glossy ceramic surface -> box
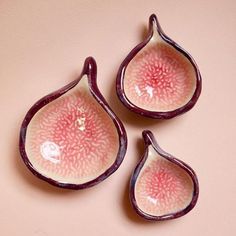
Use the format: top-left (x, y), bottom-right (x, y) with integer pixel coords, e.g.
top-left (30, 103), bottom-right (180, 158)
top-left (1, 1), bottom-right (234, 235)
top-left (117, 14), bottom-right (202, 119)
top-left (19, 57), bottom-right (127, 189)
top-left (130, 130), bottom-right (199, 220)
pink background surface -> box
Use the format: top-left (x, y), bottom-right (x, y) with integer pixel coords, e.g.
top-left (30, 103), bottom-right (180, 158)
top-left (0, 0), bottom-right (235, 235)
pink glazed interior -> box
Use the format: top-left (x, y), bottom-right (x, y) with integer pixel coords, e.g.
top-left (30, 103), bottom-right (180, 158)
top-left (25, 77), bottom-right (119, 184)
top-left (135, 149), bottom-right (194, 216)
top-left (124, 43), bottom-right (196, 112)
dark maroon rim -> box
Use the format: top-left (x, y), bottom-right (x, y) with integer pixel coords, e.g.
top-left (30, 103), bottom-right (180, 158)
top-left (116, 14), bottom-right (202, 119)
top-left (130, 130), bottom-right (199, 221)
top-left (19, 57), bottom-right (127, 190)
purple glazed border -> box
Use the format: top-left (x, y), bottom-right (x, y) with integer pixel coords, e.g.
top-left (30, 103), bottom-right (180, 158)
top-left (19, 57), bottom-right (127, 190)
top-left (116, 14), bottom-right (202, 119)
top-left (130, 130), bottom-right (199, 221)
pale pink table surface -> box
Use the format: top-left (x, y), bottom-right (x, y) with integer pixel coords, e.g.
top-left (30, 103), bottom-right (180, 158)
top-left (0, 1), bottom-right (235, 235)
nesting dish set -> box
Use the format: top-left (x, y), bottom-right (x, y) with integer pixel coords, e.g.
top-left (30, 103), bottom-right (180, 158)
top-left (19, 14), bottom-right (202, 221)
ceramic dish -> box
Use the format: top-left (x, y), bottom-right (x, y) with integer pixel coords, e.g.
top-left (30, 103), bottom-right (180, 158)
top-left (19, 57), bottom-right (127, 189)
top-left (117, 14), bottom-right (202, 119)
top-left (130, 130), bottom-right (199, 220)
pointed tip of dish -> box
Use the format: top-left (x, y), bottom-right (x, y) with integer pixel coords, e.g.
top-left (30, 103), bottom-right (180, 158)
top-left (83, 56), bottom-right (97, 76)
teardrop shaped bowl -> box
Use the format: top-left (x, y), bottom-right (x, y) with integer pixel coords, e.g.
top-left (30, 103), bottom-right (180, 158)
top-left (117, 14), bottom-right (202, 119)
top-left (130, 130), bottom-right (199, 220)
top-left (19, 57), bottom-right (127, 189)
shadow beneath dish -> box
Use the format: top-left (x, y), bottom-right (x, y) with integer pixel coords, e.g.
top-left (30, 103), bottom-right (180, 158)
top-left (139, 24), bottom-right (149, 42)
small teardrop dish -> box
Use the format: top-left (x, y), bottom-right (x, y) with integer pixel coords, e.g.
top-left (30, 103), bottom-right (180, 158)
top-left (19, 57), bottom-right (127, 189)
top-left (130, 130), bottom-right (199, 220)
top-left (117, 14), bottom-right (202, 119)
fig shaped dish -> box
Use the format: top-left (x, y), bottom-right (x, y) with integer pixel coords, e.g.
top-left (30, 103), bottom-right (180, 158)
top-left (117, 14), bottom-right (202, 119)
top-left (19, 57), bottom-right (127, 189)
top-left (130, 130), bottom-right (199, 221)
